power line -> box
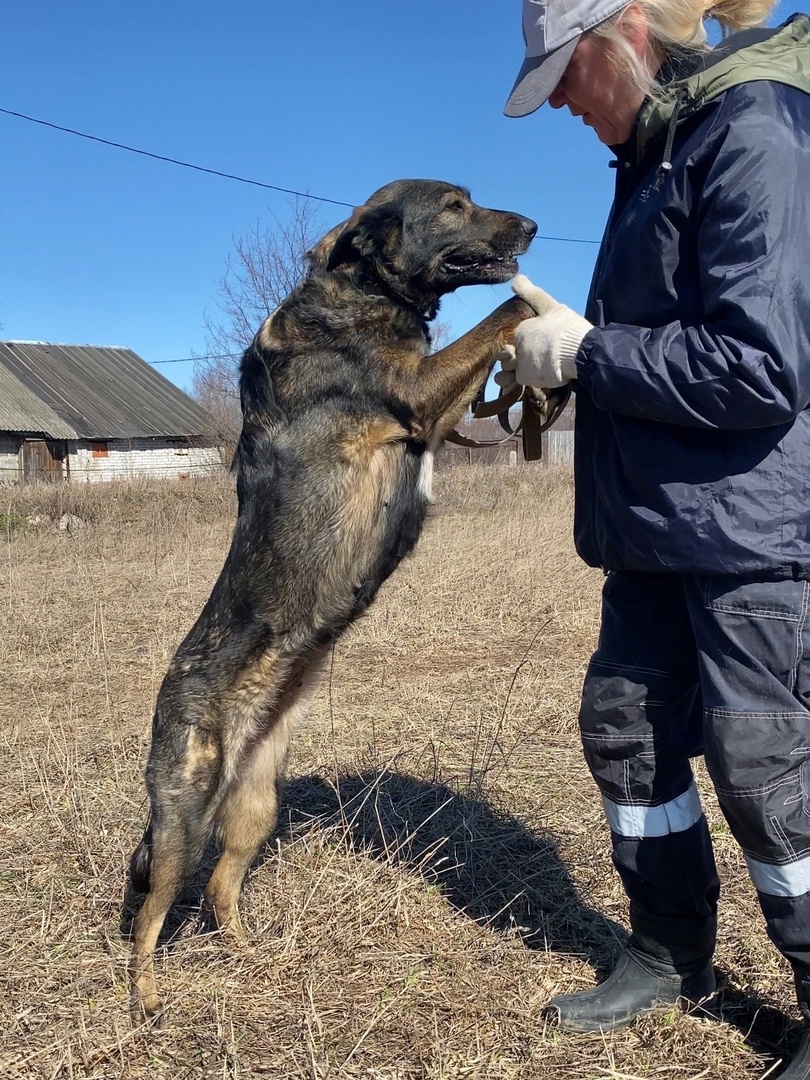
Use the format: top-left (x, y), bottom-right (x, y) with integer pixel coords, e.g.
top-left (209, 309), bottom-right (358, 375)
top-left (1, 105), bottom-right (602, 245)
top-left (537, 234), bottom-right (600, 245)
top-left (150, 352), bottom-right (240, 365)
top-left (0, 106), bottom-right (354, 209)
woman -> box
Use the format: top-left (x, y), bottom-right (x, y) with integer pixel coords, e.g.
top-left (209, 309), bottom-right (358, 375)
top-left (498, 0), bottom-right (810, 1074)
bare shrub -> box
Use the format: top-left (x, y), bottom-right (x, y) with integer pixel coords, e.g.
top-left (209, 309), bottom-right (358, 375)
top-left (192, 199), bottom-right (324, 455)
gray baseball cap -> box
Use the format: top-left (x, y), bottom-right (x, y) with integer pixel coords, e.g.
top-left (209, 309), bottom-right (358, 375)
top-left (504, 0), bottom-right (632, 117)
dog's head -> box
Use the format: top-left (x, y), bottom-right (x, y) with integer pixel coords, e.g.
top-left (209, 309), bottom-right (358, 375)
top-left (307, 180), bottom-right (537, 316)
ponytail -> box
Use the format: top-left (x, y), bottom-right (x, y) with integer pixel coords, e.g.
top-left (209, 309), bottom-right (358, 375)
top-left (590, 0), bottom-right (778, 99)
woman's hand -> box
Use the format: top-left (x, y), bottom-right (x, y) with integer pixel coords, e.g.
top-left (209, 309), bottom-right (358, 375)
top-left (495, 275), bottom-right (593, 391)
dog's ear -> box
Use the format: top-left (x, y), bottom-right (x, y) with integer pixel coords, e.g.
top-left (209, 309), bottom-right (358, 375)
top-left (308, 204), bottom-right (402, 272)
top-left (348, 206), bottom-right (402, 264)
top-left (306, 217), bottom-right (353, 270)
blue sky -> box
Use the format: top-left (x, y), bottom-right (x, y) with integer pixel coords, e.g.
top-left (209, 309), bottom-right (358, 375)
top-left (1, 1), bottom-right (793, 392)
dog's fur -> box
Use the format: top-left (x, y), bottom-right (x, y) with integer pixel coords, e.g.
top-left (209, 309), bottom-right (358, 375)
top-left (128, 180), bottom-right (537, 1022)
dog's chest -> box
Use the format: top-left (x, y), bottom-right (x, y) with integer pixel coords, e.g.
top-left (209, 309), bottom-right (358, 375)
top-left (417, 428), bottom-right (444, 501)
top-left (417, 450), bottom-right (434, 500)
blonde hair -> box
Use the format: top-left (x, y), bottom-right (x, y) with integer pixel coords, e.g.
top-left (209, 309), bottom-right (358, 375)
top-left (591, 0), bottom-right (778, 98)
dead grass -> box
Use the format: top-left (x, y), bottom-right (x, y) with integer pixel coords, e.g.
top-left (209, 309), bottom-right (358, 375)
top-left (0, 466), bottom-right (801, 1078)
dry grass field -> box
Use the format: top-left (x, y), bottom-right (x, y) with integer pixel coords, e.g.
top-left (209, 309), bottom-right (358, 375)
top-left (0, 466), bottom-right (804, 1079)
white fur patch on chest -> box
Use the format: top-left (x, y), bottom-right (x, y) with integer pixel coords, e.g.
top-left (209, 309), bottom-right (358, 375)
top-left (417, 449), bottom-right (435, 501)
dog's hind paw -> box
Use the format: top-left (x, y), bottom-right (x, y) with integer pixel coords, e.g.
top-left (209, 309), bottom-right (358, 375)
top-left (130, 989), bottom-right (164, 1029)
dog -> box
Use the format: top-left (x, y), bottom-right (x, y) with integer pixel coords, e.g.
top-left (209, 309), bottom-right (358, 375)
top-left (128, 179), bottom-right (540, 1022)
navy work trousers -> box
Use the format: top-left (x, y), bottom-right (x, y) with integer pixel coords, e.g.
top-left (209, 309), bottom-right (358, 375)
top-left (580, 570), bottom-right (810, 973)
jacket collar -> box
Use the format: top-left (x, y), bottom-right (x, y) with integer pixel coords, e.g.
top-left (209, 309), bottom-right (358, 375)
top-left (628, 13), bottom-right (810, 165)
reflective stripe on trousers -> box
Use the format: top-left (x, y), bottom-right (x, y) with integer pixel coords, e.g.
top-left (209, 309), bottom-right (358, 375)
top-left (579, 570), bottom-right (810, 971)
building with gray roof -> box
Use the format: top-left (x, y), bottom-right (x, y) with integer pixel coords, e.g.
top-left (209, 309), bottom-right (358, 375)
top-left (0, 341), bottom-right (223, 482)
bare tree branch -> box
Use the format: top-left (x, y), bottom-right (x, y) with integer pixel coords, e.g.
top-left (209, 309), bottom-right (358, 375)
top-left (192, 198), bottom-right (324, 454)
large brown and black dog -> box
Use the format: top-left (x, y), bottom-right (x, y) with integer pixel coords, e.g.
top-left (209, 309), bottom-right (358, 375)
top-left (128, 179), bottom-right (540, 1022)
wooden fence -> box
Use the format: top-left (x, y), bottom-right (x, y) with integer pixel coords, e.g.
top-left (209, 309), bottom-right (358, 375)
top-left (441, 401), bottom-right (575, 466)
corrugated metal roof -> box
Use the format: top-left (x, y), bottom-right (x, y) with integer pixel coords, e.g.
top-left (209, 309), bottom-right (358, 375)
top-left (0, 362), bottom-right (78, 438)
top-left (0, 341), bottom-right (213, 439)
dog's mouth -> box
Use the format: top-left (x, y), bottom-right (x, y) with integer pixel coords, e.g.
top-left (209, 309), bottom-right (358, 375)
top-left (441, 251), bottom-right (520, 282)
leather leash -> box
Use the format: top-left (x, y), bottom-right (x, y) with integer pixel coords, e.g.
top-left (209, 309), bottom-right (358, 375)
top-left (446, 383), bottom-right (572, 462)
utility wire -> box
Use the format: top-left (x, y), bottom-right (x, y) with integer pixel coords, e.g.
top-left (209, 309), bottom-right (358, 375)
top-left (151, 352), bottom-right (240, 365)
top-left (0, 106), bottom-right (354, 209)
top-left (1, 105), bottom-right (602, 244)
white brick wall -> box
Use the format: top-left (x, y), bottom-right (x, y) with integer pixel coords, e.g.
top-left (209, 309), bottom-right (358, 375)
top-left (0, 435), bottom-right (21, 483)
top-left (67, 438), bottom-right (224, 482)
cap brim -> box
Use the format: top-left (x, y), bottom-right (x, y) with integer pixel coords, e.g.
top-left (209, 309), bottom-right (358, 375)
top-left (503, 37), bottom-right (579, 118)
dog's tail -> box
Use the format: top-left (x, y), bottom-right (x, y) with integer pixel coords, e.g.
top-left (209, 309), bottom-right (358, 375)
top-left (129, 821), bottom-right (153, 894)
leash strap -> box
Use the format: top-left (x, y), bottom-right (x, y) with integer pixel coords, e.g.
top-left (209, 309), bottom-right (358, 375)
top-left (445, 383), bottom-right (572, 461)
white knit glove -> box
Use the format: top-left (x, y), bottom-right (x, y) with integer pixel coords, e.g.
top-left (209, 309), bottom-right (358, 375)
top-left (495, 275), bottom-right (593, 391)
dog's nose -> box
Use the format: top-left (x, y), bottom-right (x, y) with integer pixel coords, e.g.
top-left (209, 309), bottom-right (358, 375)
top-left (520, 216), bottom-right (538, 238)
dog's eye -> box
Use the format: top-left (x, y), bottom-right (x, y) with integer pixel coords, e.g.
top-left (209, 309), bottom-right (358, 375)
top-left (444, 199), bottom-right (467, 214)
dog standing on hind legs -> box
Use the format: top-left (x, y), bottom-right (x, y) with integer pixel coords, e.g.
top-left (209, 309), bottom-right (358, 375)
top-left (128, 179), bottom-right (544, 1023)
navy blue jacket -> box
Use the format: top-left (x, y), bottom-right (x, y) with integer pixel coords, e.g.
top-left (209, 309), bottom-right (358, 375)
top-left (573, 16), bottom-right (810, 576)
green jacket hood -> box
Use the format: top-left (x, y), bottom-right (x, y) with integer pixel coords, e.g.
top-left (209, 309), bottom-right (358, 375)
top-left (635, 13), bottom-right (810, 161)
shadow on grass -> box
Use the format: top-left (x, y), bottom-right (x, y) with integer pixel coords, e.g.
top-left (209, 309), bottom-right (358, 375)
top-left (121, 765), bottom-right (625, 967)
top-left (121, 766), bottom-right (803, 1068)
top-left (279, 768), bottom-right (626, 963)
top-left (283, 768), bottom-right (806, 1069)
top-left (709, 977), bottom-right (804, 1074)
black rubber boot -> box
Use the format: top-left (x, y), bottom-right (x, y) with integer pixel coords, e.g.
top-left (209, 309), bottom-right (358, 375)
top-left (775, 1028), bottom-right (810, 1079)
top-left (548, 908), bottom-right (717, 1033)
top-left (548, 947), bottom-right (716, 1032)
top-left (775, 972), bottom-right (810, 1078)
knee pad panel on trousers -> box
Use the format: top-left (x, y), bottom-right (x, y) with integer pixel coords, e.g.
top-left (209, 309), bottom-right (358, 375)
top-left (580, 657), bottom-right (700, 808)
top-left (704, 709), bottom-right (810, 863)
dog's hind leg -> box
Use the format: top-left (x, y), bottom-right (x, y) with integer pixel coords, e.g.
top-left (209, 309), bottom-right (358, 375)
top-left (129, 717), bottom-right (221, 1023)
top-left (129, 820), bottom-right (153, 894)
top-left (202, 647), bottom-right (329, 937)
